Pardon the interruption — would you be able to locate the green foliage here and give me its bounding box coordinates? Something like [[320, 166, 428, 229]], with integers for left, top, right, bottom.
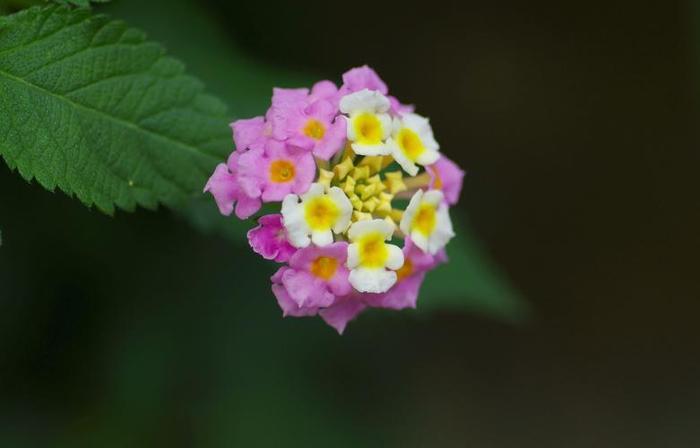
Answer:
[[52, 0, 110, 6], [0, 5, 230, 213]]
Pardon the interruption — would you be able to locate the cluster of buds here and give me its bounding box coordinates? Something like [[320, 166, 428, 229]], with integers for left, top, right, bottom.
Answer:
[[205, 66, 465, 333]]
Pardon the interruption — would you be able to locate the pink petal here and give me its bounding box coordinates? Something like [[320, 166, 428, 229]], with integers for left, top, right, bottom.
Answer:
[[430, 156, 466, 205], [389, 96, 415, 115], [272, 284, 319, 317], [272, 87, 309, 106], [313, 116, 346, 160], [234, 195, 261, 219], [231, 116, 267, 151], [247, 214, 296, 262], [319, 296, 366, 335], [310, 80, 338, 102], [204, 163, 237, 216], [341, 65, 388, 95]]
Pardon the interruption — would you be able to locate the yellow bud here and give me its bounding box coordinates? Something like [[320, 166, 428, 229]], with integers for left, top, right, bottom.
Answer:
[[341, 176, 355, 195], [381, 156, 395, 169], [384, 171, 407, 194], [358, 156, 384, 174], [350, 195, 364, 211], [334, 157, 355, 180], [351, 166, 370, 181], [379, 192, 394, 202], [390, 209, 404, 223], [353, 211, 372, 222], [317, 169, 334, 189], [363, 197, 380, 213], [360, 183, 377, 201]]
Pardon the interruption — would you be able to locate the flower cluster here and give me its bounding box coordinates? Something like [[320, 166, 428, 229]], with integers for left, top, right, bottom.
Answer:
[[205, 66, 465, 333]]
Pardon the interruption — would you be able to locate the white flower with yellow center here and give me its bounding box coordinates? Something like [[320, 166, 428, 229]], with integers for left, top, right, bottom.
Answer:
[[389, 113, 440, 176], [346, 219, 404, 293], [339, 89, 393, 156], [282, 183, 353, 248], [400, 189, 454, 254]]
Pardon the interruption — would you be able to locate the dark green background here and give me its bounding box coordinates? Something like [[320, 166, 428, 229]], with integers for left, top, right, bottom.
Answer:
[[1, 0, 699, 446]]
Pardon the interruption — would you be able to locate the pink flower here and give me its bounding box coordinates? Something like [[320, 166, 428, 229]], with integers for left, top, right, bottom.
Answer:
[[271, 88, 309, 107], [231, 116, 271, 151], [279, 242, 352, 309], [271, 267, 320, 317], [309, 80, 339, 103], [319, 294, 367, 335], [428, 156, 466, 205], [247, 214, 296, 263], [364, 238, 447, 310], [339, 65, 413, 115], [268, 83, 346, 160], [340, 65, 388, 95], [204, 151, 261, 219], [237, 140, 316, 202]]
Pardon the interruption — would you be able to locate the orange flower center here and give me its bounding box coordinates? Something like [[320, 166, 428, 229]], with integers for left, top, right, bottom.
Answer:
[[303, 119, 326, 140], [310, 256, 338, 280], [396, 258, 413, 281], [269, 160, 296, 183]]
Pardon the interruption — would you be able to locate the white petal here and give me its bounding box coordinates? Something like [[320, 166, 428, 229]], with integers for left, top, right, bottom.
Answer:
[[311, 229, 333, 247], [425, 205, 455, 254], [422, 190, 444, 206], [347, 243, 359, 269], [348, 219, 394, 242], [410, 230, 429, 253], [400, 112, 429, 130], [282, 200, 311, 248], [351, 142, 392, 156], [390, 140, 419, 176], [379, 113, 393, 140], [339, 89, 390, 114], [416, 148, 440, 166], [385, 244, 405, 270], [420, 132, 440, 151], [400, 190, 424, 235], [300, 182, 324, 201], [349, 268, 397, 293], [346, 117, 356, 141], [328, 186, 353, 233]]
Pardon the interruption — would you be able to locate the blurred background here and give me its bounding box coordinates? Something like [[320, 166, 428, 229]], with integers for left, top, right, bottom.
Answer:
[[1, 0, 699, 446]]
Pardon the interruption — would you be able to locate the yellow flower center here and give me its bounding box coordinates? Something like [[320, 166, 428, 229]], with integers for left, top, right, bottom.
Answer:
[[397, 128, 425, 161], [304, 196, 340, 230], [269, 160, 296, 183], [357, 232, 389, 268], [396, 257, 413, 281], [303, 119, 326, 140], [310, 256, 338, 280], [353, 113, 383, 145], [413, 203, 436, 236]]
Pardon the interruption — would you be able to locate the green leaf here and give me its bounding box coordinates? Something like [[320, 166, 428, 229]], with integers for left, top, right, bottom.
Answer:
[[52, 0, 110, 7], [0, 5, 231, 214]]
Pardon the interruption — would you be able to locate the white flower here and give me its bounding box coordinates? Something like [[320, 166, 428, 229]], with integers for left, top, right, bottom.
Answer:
[[400, 189, 454, 254], [339, 89, 393, 156], [282, 183, 353, 248], [389, 113, 440, 176], [346, 219, 404, 293]]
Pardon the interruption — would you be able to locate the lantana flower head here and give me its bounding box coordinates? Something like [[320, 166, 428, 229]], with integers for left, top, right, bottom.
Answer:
[[205, 65, 465, 333]]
